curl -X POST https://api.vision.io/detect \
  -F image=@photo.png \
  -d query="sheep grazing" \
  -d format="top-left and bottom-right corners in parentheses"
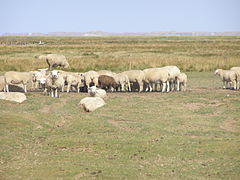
top-left (84, 71), bottom-right (99, 90)
top-left (98, 75), bottom-right (118, 92)
top-left (37, 54), bottom-right (70, 70)
top-left (214, 69), bottom-right (239, 90)
top-left (88, 86), bottom-right (107, 99)
top-left (4, 71), bottom-right (35, 93)
top-left (65, 73), bottom-right (85, 93)
top-left (122, 70), bottom-right (145, 92)
top-left (143, 68), bottom-right (170, 92)
top-left (113, 73), bottom-right (131, 92)
top-left (45, 70), bottom-right (65, 98)
top-left (176, 73), bottom-right (187, 91)
top-left (0, 76), bottom-right (5, 92)
top-left (160, 66), bottom-right (181, 91)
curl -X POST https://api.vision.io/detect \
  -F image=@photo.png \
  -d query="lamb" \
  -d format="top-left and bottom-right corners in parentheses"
top-left (4, 71), bottom-right (35, 93)
top-left (143, 68), bottom-right (170, 92)
top-left (176, 73), bottom-right (187, 91)
top-left (88, 86), bottom-right (107, 99)
top-left (84, 71), bottom-right (99, 89)
top-left (113, 73), bottom-right (131, 92)
top-left (0, 76), bottom-right (5, 92)
top-left (121, 70), bottom-right (145, 92)
top-left (45, 70), bottom-right (65, 97)
top-left (98, 75), bottom-right (118, 92)
top-left (160, 66), bottom-right (181, 91)
top-left (214, 69), bottom-right (239, 90)
top-left (37, 54), bottom-right (70, 70)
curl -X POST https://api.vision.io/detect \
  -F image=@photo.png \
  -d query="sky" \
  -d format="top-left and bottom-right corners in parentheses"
top-left (1, 0), bottom-right (240, 34)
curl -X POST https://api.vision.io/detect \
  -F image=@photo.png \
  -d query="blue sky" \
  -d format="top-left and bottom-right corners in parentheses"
top-left (1, 0), bottom-right (240, 33)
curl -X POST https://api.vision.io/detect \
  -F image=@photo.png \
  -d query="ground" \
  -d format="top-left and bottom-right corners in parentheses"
top-left (0, 72), bottom-right (240, 179)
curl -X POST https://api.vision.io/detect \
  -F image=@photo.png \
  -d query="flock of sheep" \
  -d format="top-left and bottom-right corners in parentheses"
top-left (0, 53), bottom-right (239, 99)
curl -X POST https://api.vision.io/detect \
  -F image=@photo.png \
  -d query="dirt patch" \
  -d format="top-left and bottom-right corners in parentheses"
top-left (220, 119), bottom-right (239, 132)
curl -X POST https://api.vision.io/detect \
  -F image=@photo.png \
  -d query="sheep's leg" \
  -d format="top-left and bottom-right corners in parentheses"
top-left (51, 90), bottom-right (54, 97)
top-left (162, 82), bottom-right (166, 92)
top-left (233, 81), bottom-right (237, 90)
top-left (67, 84), bottom-right (71, 93)
top-left (24, 84), bottom-right (27, 93)
top-left (166, 81), bottom-right (170, 92)
top-left (139, 82), bottom-right (143, 92)
top-left (128, 82), bottom-right (131, 92)
top-left (6, 84), bottom-right (9, 92)
top-left (176, 79), bottom-right (180, 91)
top-left (222, 81), bottom-right (226, 89)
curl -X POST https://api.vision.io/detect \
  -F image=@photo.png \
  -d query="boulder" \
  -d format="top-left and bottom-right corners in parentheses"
top-left (0, 92), bottom-right (27, 103)
top-left (79, 97), bottom-right (105, 112)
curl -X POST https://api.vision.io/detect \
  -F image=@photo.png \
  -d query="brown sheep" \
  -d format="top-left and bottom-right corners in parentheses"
top-left (98, 75), bottom-right (118, 92)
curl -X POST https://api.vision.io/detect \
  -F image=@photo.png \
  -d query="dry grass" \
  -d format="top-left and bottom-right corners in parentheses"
top-left (0, 36), bottom-right (240, 72)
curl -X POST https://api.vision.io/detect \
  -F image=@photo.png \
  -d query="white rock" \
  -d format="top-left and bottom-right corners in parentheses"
top-left (79, 97), bottom-right (105, 112)
top-left (0, 92), bottom-right (27, 103)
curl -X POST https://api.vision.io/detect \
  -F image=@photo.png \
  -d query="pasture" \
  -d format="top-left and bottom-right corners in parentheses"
top-left (0, 36), bottom-right (240, 179)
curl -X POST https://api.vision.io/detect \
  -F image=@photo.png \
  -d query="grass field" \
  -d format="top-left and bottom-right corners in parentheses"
top-left (0, 72), bottom-right (240, 179)
top-left (0, 36), bottom-right (240, 179)
top-left (0, 36), bottom-right (240, 72)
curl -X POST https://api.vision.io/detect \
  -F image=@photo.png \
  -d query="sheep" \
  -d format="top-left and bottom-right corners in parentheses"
top-left (98, 75), bottom-right (118, 92)
top-left (160, 66), bottom-right (181, 91)
top-left (84, 71), bottom-right (99, 90)
top-left (176, 73), bottom-right (187, 91)
top-left (121, 70), bottom-right (145, 92)
top-left (0, 76), bottom-right (5, 92)
top-left (88, 86), bottom-right (107, 99)
top-left (143, 68), bottom-right (170, 92)
top-left (214, 69), bottom-right (239, 90)
top-left (230, 67), bottom-right (240, 74)
top-left (4, 71), bottom-right (35, 93)
top-left (113, 73), bottom-right (131, 92)
top-left (31, 69), bottom-right (48, 89)
top-left (65, 73), bottom-right (85, 93)
top-left (37, 54), bottom-right (70, 70)
top-left (45, 70), bottom-right (65, 97)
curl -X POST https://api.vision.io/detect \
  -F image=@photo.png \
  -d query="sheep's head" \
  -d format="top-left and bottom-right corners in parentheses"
top-left (88, 86), bottom-right (97, 94)
top-left (39, 78), bottom-right (47, 85)
top-left (214, 69), bottom-right (222, 75)
top-left (50, 70), bottom-right (59, 78)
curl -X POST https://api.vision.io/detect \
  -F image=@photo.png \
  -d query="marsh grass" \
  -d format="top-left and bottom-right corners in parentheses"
top-left (0, 72), bottom-right (240, 179)
top-left (0, 36), bottom-right (239, 72)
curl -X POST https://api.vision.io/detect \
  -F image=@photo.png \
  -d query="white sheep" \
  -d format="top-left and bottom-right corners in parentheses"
top-left (4, 71), bottom-right (35, 93)
top-left (65, 73), bottom-right (85, 93)
top-left (143, 68), bottom-right (170, 92)
top-left (84, 71), bottom-right (99, 89)
top-left (113, 73), bottom-right (131, 91)
top-left (45, 70), bottom-right (65, 97)
top-left (122, 70), bottom-right (145, 92)
top-left (88, 86), bottom-right (107, 98)
top-left (214, 69), bottom-right (239, 90)
top-left (176, 73), bottom-right (187, 91)
top-left (37, 54), bottom-right (70, 70)
top-left (160, 66), bottom-right (181, 91)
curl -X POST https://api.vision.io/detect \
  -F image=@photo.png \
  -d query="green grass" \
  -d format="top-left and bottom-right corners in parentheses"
top-left (0, 72), bottom-right (240, 179)
top-left (0, 36), bottom-right (240, 72)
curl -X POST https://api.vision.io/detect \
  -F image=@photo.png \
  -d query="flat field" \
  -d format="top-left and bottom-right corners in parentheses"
top-left (0, 36), bottom-right (240, 72)
top-left (0, 36), bottom-right (240, 179)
